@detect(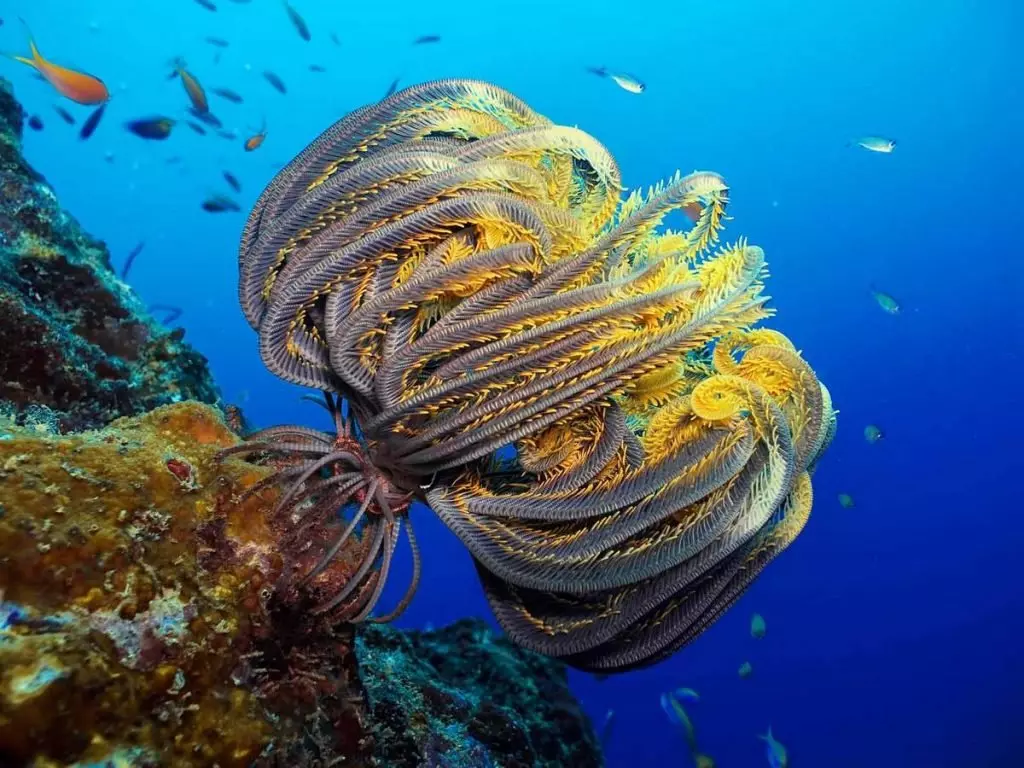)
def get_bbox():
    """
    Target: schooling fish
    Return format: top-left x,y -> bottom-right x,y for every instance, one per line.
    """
223,170 -> 241,192
125,117 -> 175,140
738,661 -> 753,679
610,72 -> 645,93
244,119 -> 266,151
201,194 -> 241,213
283,1 -> 311,41
211,86 -> 243,103
217,129 -> 238,140
263,70 -> 287,94
854,136 -> 896,154
9,22 -> 109,105
27,115 -> 43,131
188,107 -> 222,128
863,424 -> 883,444
330,32 -> 341,46
54,105 -> 75,124
120,241 -> 145,279
383,77 -> 400,99
838,492 -> 855,509
586,66 -> 645,93
194,0 -> 218,11
413,34 -> 441,45
79,103 -> 105,140
169,58 -> 208,114
695,756 -> 716,768
759,726 -> 789,768
870,287 -> 900,314
309,64 -> 326,73
186,120 -> 207,135
204,36 -> 230,48
750,613 -> 766,639
660,692 -> 696,750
